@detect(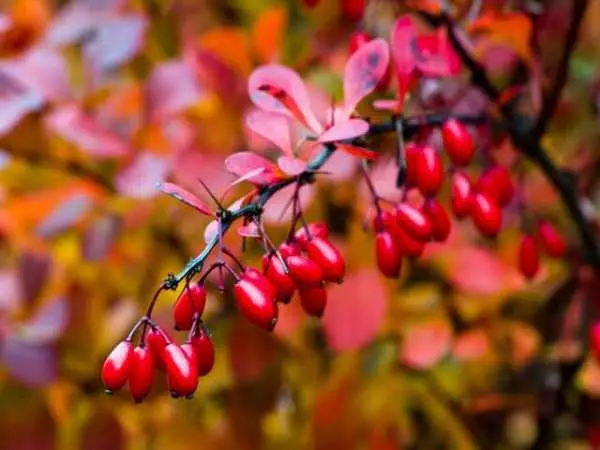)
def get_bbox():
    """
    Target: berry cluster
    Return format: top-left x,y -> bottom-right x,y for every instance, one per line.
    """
101,220 -> 344,401
101,315 -> 215,402
365,119 -> 568,281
